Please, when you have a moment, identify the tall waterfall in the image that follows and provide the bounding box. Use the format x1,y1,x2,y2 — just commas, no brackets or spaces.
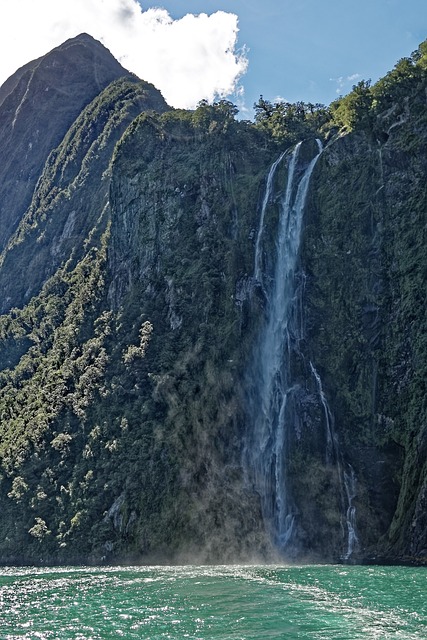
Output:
246,140,322,551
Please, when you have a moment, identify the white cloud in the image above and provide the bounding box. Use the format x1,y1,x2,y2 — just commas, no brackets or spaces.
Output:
0,0,248,108
329,73,362,95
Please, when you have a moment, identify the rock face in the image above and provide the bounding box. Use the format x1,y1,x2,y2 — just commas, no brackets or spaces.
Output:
300,89,427,560
0,36,168,314
0,36,425,565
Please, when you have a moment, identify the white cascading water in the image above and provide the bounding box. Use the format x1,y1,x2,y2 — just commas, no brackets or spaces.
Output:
309,361,335,463
310,360,359,559
254,151,286,283
247,140,322,550
343,463,359,559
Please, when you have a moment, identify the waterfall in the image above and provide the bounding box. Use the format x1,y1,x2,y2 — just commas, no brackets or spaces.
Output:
246,140,322,551
309,361,335,463
309,361,359,559
343,463,359,560
254,151,286,283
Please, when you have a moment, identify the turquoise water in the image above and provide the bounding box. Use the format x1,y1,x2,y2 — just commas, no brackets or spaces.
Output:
0,565,425,639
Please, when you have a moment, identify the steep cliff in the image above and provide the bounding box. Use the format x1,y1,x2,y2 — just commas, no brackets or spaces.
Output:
0,36,425,565
301,78,427,561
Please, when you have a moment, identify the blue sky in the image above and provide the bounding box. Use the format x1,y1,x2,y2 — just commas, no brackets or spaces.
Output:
145,0,427,112
0,0,426,116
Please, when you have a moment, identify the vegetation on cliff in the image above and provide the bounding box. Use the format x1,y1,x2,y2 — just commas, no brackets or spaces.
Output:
254,39,427,144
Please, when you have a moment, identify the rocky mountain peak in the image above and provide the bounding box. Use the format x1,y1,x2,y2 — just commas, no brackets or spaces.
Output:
0,33,131,251
0,33,128,108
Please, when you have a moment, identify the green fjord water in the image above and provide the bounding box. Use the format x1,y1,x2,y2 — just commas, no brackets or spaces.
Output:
0,565,425,639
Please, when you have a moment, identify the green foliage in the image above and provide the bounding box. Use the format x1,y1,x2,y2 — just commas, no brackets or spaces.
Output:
330,80,373,131
411,39,427,70
328,39,427,133
123,321,153,364
7,476,29,502
28,517,51,540
254,96,331,144
0,228,110,470
192,99,239,133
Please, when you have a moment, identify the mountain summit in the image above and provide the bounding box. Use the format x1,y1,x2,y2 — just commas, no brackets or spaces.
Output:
0,34,132,251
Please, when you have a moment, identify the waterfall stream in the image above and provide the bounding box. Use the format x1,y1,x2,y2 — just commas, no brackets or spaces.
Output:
309,361,359,559
254,151,286,283
246,139,359,558
343,463,359,559
246,140,322,551
309,361,335,463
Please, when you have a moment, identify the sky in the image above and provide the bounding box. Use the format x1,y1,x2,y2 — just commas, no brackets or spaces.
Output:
0,0,426,117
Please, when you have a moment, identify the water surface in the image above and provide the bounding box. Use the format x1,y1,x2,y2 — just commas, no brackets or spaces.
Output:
0,564,425,638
